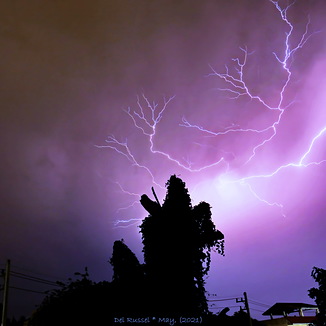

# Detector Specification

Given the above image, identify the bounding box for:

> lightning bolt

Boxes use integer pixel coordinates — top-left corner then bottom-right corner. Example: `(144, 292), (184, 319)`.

(178, 0), (324, 214)
(126, 94), (228, 172)
(232, 125), (326, 216)
(114, 182), (141, 214)
(242, 126), (326, 181)
(100, 95), (229, 227)
(101, 0), (325, 226)
(182, 0), (315, 164)
(113, 218), (143, 229)
(96, 135), (163, 189)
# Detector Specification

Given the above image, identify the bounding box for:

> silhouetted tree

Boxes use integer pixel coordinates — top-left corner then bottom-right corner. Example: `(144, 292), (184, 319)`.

(27, 268), (112, 326)
(109, 239), (146, 316)
(309, 266), (326, 326)
(28, 241), (145, 326)
(139, 175), (224, 317)
(110, 239), (144, 286)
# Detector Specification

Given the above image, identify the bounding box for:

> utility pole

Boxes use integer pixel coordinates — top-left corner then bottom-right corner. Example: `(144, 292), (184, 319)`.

(1, 259), (10, 326)
(236, 292), (252, 326)
(243, 292), (252, 326)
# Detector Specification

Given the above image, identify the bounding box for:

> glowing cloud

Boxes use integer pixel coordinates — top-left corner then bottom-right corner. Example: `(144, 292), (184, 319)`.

(101, 0), (326, 229)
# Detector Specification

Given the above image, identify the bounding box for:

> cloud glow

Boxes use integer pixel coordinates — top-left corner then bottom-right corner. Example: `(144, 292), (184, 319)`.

(102, 0), (326, 232)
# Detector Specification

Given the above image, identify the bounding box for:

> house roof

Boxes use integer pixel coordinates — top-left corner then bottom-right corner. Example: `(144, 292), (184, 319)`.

(262, 303), (318, 316)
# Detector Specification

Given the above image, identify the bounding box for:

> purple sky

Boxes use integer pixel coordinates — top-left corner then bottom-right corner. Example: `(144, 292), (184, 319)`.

(1, 0), (326, 320)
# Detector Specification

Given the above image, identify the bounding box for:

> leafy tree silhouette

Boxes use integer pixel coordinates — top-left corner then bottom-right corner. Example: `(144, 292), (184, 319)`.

(110, 239), (144, 286)
(140, 175), (224, 317)
(109, 239), (146, 316)
(28, 241), (145, 326)
(27, 268), (112, 326)
(309, 266), (326, 326)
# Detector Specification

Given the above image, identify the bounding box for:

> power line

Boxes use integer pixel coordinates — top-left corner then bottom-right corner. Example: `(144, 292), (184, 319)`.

(11, 271), (60, 284)
(11, 270), (60, 283)
(11, 264), (67, 282)
(250, 308), (265, 313)
(208, 297), (240, 302)
(248, 299), (270, 308)
(10, 271), (62, 287)
(207, 293), (240, 298)
(207, 295), (270, 307)
(9, 286), (47, 295)
(210, 305), (243, 309)
(248, 298), (270, 306)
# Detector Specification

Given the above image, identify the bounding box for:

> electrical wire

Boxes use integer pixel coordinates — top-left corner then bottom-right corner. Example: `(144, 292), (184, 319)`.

(210, 305), (243, 309)
(9, 286), (47, 295)
(10, 271), (62, 287)
(248, 299), (270, 308)
(11, 264), (67, 282)
(249, 299), (270, 306)
(208, 297), (240, 302)
(250, 308), (265, 313)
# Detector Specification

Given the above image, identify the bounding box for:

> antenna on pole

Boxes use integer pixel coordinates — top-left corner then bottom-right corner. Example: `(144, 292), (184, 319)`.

(151, 187), (161, 206)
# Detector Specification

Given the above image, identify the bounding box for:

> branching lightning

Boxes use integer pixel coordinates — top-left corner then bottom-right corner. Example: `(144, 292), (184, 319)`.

(114, 182), (141, 214)
(180, 0), (325, 213)
(181, 0), (314, 164)
(241, 126), (326, 182)
(96, 135), (162, 188)
(125, 94), (227, 172)
(101, 0), (326, 227)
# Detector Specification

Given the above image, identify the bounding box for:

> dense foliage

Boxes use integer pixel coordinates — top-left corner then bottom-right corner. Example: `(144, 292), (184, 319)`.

(139, 175), (224, 316)
(309, 266), (326, 326)
(27, 268), (112, 326)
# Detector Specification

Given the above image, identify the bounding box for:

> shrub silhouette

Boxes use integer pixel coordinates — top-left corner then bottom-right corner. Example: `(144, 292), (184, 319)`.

(309, 266), (326, 326)
(27, 268), (112, 326)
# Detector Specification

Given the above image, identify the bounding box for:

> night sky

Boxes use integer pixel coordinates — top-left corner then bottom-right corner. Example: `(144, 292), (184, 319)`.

(1, 0), (326, 320)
